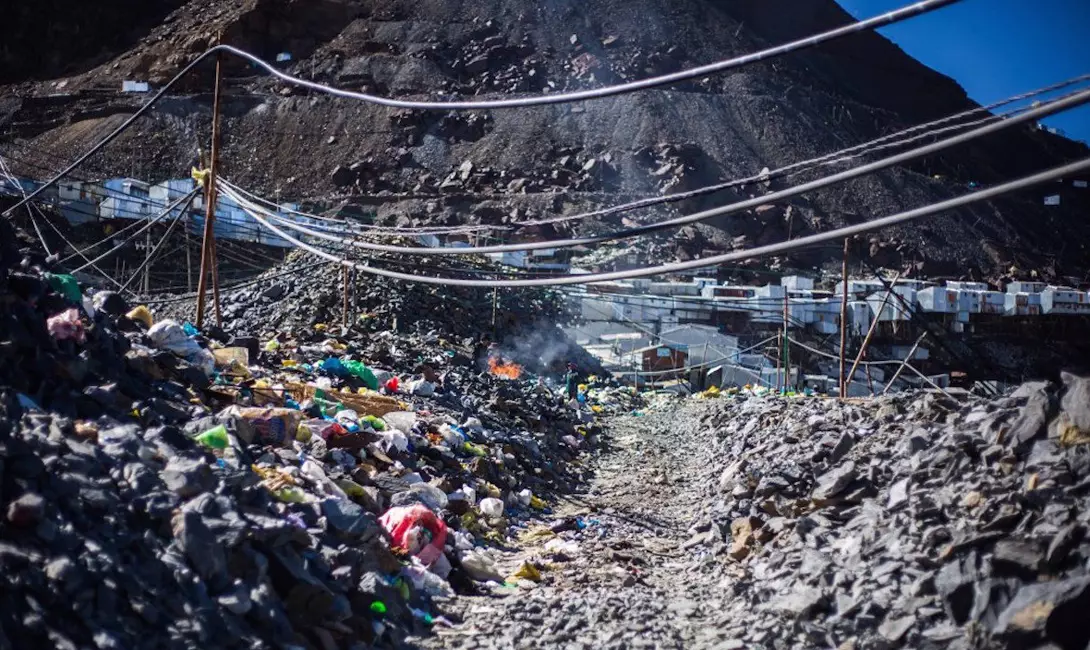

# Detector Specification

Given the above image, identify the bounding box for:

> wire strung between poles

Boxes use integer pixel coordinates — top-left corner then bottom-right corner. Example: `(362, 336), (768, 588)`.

(235, 156), (1090, 287)
(221, 87), (1090, 258)
(70, 189), (201, 274)
(230, 73), (1090, 239)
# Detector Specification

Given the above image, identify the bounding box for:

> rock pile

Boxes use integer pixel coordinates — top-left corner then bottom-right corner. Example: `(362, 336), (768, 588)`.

(686, 382), (1090, 649)
(0, 219), (612, 649)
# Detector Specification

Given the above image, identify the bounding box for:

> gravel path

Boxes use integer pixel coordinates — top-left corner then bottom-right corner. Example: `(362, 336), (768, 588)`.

(413, 402), (738, 650)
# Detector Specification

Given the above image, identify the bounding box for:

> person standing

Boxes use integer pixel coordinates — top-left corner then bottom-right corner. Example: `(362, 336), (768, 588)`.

(564, 362), (580, 401)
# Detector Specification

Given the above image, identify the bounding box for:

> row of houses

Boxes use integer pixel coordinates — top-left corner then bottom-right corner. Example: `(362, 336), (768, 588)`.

(0, 176), (318, 248)
(574, 275), (1090, 337)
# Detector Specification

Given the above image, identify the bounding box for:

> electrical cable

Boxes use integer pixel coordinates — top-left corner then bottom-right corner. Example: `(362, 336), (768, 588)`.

(220, 179), (512, 235)
(1, 0), (957, 218)
(139, 259), (333, 304)
(235, 156), (1090, 287)
(118, 191), (199, 292)
(206, 1), (956, 110)
(70, 188), (200, 273)
(222, 86), (1090, 258)
(214, 73), (1090, 243)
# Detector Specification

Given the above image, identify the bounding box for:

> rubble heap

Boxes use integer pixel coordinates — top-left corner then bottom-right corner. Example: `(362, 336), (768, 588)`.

(686, 381), (1090, 649)
(0, 219), (614, 649)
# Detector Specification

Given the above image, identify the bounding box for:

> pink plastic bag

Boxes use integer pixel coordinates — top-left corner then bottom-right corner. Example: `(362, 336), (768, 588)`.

(379, 505), (447, 565)
(47, 308), (86, 343)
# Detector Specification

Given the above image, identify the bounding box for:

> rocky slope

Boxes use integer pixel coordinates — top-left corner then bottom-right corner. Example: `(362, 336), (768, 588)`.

(419, 379), (1090, 650)
(2, 0), (1089, 281)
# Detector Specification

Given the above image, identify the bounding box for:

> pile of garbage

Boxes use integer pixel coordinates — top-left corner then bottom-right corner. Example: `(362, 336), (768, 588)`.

(683, 379), (1090, 649)
(0, 219), (608, 649)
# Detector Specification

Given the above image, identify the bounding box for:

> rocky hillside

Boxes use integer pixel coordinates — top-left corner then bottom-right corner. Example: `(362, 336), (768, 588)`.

(3, 0), (1089, 281)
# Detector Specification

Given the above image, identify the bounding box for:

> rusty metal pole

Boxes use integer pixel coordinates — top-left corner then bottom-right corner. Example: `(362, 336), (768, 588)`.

(838, 238), (849, 398)
(195, 51), (224, 329)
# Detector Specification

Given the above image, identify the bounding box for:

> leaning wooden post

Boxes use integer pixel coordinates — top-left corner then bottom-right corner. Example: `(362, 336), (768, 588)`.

(195, 50), (224, 329)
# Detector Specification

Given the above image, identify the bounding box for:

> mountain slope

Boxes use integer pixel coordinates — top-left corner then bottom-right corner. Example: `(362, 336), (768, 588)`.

(2, 0), (1088, 282)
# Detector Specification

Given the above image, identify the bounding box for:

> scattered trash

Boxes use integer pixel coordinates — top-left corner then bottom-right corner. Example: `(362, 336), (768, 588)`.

(479, 497), (505, 517)
(380, 505), (448, 565)
(195, 424), (229, 449)
(47, 308), (85, 343)
(126, 305), (154, 328)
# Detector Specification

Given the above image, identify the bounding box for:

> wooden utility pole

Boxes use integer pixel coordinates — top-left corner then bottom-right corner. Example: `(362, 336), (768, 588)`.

(342, 265), (349, 330)
(195, 51), (224, 329)
(491, 286), (499, 338)
(838, 238), (849, 398)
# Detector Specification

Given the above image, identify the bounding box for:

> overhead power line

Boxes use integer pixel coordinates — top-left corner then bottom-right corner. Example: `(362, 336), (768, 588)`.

(208, 0), (956, 110)
(221, 87), (1090, 257)
(1, 0), (957, 217)
(70, 189), (201, 273)
(234, 156), (1090, 287)
(214, 73), (1090, 243)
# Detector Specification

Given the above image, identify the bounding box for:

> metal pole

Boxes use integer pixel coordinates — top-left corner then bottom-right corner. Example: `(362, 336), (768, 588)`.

(195, 50), (224, 329)
(846, 272), (901, 386)
(838, 238), (849, 397)
(882, 332), (927, 394)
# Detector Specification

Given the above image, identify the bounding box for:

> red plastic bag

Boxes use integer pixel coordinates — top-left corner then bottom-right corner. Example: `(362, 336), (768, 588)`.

(379, 505), (447, 565)
(385, 377), (400, 393)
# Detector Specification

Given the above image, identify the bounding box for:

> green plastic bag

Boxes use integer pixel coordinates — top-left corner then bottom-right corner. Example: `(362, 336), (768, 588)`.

(47, 273), (82, 303)
(342, 359), (379, 390)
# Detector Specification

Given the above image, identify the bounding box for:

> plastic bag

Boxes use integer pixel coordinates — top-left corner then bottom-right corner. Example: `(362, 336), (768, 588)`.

(376, 430), (409, 454)
(126, 305), (154, 328)
(391, 483), (448, 511)
(380, 505), (448, 565)
(47, 308), (86, 343)
(47, 273), (82, 303)
(342, 360), (379, 390)
(382, 411), (416, 434)
(479, 497), (504, 518)
(409, 379), (436, 397)
(218, 406), (303, 447)
(458, 549), (504, 582)
(147, 320), (214, 375)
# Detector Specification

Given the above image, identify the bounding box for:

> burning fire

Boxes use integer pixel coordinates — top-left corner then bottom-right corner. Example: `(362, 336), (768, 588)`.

(488, 356), (523, 380)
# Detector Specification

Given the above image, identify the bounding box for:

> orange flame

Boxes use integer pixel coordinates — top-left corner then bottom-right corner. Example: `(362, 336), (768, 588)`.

(488, 356), (523, 380)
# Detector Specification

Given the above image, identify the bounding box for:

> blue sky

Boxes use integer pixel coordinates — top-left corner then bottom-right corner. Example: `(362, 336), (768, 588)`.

(837, 0), (1090, 144)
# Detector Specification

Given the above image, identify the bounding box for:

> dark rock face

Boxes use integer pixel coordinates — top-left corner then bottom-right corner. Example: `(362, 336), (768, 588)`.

(688, 377), (1090, 649)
